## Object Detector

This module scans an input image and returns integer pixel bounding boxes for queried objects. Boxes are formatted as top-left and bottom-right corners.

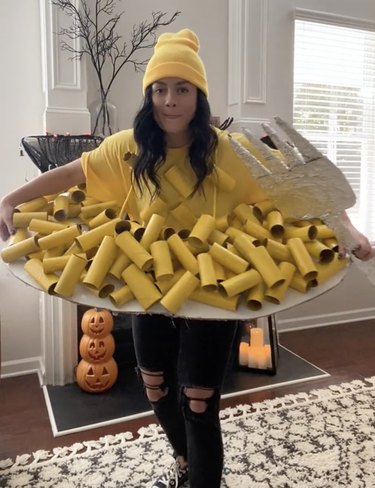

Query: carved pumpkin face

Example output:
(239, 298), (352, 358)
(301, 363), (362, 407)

(76, 358), (118, 393)
(81, 308), (113, 338)
(79, 334), (115, 363)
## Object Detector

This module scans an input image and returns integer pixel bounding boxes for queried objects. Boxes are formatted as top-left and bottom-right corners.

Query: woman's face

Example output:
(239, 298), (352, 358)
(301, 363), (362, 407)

(151, 78), (198, 146)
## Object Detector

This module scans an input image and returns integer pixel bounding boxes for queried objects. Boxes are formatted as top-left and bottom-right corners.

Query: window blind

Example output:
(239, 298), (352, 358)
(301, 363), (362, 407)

(293, 19), (375, 241)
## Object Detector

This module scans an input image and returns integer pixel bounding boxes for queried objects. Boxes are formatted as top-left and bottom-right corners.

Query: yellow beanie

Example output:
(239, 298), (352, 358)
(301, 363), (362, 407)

(143, 29), (208, 97)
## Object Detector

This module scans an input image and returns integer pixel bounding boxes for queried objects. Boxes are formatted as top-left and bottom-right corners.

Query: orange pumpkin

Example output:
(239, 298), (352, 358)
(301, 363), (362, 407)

(79, 334), (115, 363)
(81, 308), (113, 338)
(76, 358), (118, 393)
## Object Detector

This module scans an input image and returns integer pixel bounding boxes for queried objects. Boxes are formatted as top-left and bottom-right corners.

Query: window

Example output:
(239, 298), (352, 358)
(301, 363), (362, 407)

(293, 18), (375, 241)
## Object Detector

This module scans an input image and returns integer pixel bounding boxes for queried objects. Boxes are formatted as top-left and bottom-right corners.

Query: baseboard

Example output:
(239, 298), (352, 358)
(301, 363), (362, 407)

(0, 356), (44, 381)
(277, 307), (375, 332)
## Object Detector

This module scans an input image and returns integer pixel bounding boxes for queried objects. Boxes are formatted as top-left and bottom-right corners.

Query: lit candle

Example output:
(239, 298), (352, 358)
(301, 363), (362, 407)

(239, 342), (250, 366)
(248, 346), (260, 368)
(250, 327), (264, 348)
(264, 344), (272, 369)
(257, 348), (268, 369)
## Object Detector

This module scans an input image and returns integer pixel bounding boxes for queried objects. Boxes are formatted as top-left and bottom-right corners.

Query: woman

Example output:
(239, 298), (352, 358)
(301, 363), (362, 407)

(0, 29), (373, 488)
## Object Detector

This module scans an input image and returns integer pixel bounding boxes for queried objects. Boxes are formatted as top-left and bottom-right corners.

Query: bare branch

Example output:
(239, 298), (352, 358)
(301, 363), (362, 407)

(52, 0), (180, 134)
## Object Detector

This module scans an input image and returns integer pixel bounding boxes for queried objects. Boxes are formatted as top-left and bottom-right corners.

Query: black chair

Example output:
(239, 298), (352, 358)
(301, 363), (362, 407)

(21, 134), (103, 172)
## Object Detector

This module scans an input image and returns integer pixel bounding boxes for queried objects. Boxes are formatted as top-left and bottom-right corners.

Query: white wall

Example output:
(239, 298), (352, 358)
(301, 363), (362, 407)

(87, 0), (229, 129)
(1, 0), (374, 376)
(0, 1), (44, 369)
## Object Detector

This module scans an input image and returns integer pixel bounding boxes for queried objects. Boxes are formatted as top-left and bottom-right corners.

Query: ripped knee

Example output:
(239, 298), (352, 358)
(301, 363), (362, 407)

(139, 368), (168, 403)
(183, 387), (215, 414)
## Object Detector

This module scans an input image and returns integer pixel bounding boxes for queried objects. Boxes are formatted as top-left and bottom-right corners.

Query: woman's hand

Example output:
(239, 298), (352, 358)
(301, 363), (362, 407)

(342, 218), (374, 261)
(0, 197), (16, 241)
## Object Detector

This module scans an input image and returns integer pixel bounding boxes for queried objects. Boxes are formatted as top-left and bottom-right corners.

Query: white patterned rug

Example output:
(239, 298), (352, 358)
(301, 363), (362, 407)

(1, 377), (374, 488)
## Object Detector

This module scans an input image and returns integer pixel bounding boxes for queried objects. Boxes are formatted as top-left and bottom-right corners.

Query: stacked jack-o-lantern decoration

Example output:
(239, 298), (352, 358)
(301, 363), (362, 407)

(76, 308), (118, 393)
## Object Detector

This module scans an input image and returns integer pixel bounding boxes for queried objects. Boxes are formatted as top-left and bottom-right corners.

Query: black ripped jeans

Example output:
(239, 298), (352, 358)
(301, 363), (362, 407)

(132, 314), (238, 488)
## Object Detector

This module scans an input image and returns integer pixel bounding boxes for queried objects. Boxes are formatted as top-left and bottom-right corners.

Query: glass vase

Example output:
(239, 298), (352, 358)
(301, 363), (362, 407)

(90, 93), (118, 137)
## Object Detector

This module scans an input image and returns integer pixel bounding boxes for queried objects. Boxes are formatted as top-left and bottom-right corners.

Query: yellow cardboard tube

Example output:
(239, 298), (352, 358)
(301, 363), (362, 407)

(88, 208), (118, 229)
(115, 231), (153, 272)
(265, 262), (296, 304)
(156, 268), (185, 294)
(28, 218), (68, 234)
(197, 253), (217, 290)
(219, 269), (262, 297)
(114, 220), (132, 236)
(164, 166), (194, 198)
(53, 195), (70, 221)
(234, 236), (285, 288)
(266, 210), (285, 239)
(67, 203), (82, 218)
(160, 270), (200, 314)
(54, 254), (87, 297)
(265, 239), (293, 263)
(17, 197), (48, 213)
(85, 281), (115, 298)
(253, 199), (276, 219)
(160, 226), (176, 240)
(188, 214), (216, 248)
(212, 259), (227, 282)
(150, 240), (174, 281)
(232, 203), (259, 224)
(109, 251), (131, 279)
(225, 226), (261, 246)
(109, 285), (135, 307)
(64, 242), (83, 256)
(287, 237), (318, 281)
(27, 250), (45, 260)
(190, 288), (239, 312)
(243, 220), (271, 242)
(167, 233), (199, 275)
(289, 272), (317, 293)
(215, 215), (229, 232)
(323, 238), (339, 252)
(1, 236), (40, 263)
(44, 245), (66, 258)
(305, 240), (335, 264)
(246, 282), (266, 311)
(42, 255), (71, 273)
(80, 200), (119, 219)
(284, 224), (317, 241)
(315, 224), (336, 240)
(67, 189), (86, 203)
(122, 264), (162, 310)
(209, 242), (248, 274)
(13, 212), (48, 228)
(24, 258), (58, 294)
(9, 228), (29, 245)
(83, 236), (118, 289)
(139, 197), (168, 222)
(81, 196), (100, 206)
(140, 214), (166, 251)
(38, 225), (81, 250)
(232, 234), (256, 260)
(208, 229), (229, 247)
(75, 218), (121, 251)
(315, 256), (350, 285)
(170, 203), (197, 229)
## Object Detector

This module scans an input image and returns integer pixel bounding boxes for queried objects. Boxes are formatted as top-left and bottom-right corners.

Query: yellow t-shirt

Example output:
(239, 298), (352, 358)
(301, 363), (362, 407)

(81, 128), (269, 230)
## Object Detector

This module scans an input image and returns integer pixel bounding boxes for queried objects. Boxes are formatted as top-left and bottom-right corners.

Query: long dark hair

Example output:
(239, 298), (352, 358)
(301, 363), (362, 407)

(132, 86), (218, 198)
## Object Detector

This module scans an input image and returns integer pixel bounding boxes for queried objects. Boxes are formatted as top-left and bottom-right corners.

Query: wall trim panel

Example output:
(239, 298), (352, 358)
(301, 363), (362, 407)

(243, 0), (268, 104)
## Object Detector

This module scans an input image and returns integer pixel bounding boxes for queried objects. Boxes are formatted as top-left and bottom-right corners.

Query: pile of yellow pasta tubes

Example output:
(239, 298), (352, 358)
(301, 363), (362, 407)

(1, 188), (349, 315)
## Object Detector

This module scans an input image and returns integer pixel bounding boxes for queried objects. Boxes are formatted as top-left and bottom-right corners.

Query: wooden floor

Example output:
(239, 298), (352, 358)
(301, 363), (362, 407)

(1, 319), (375, 462)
